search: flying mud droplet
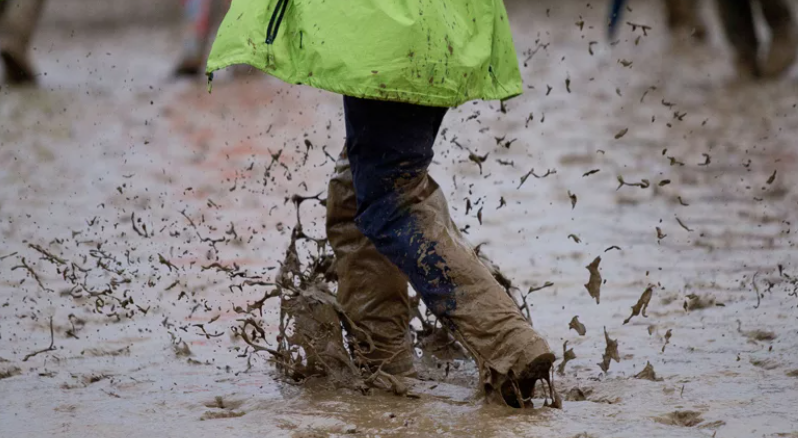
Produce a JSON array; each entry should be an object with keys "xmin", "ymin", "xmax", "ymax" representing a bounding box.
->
[
  {"xmin": 656, "ymin": 227, "xmax": 667, "ymax": 240},
  {"xmin": 584, "ymin": 256, "xmax": 602, "ymax": 304},
  {"xmin": 568, "ymin": 190, "xmax": 577, "ymax": 209},
  {"xmin": 617, "ymin": 175, "xmax": 650, "ymax": 190},
  {"xmin": 676, "ymin": 217, "xmax": 693, "ymax": 232},
  {"xmin": 614, "ymin": 128, "xmax": 628, "ymax": 139},
  {"xmin": 767, "ymin": 170, "xmax": 777, "ymax": 185},
  {"xmin": 518, "ymin": 168, "xmax": 556, "ymax": 189},
  {"xmin": 569, "ymin": 316, "xmax": 586, "ymax": 336},
  {"xmin": 662, "ymin": 329, "xmax": 672, "ymax": 353},
  {"xmin": 568, "ymin": 234, "xmax": 581, "ymax": 243},
  {"xmin": 598, "ymin": 326, "xmax": 620, "ymax": 373},
  {"xmin": 557, "ymin": 341, "xmax": 576, "ymax": 375},
  {"xmin": 624, "ymin": 286, "xmax": 653, "ymax": 325},
  {"xmin": 467, "ymin": 150, "xmax": 489, "ymax": 175}
]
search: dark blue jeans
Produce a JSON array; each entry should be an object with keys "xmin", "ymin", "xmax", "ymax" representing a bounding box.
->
[
  {"xmin": 342, "ymin": 96, "xmax": 457, "ymax": 315},
  {"xmin": 334, "ymin": 97, "xmax": 552, "ymax": 387}
]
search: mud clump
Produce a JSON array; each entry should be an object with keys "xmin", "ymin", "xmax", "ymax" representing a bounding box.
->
[
  {"xmin": 750, "ymin": 357, "xmax": 780, "ymax": 370},
  {"xmin": 81, "ymin": 346, "xmax": 130, "ymax": 357},
  {"xmin": 737, "ymin": 320, "xmax": 777, "ymax": 342},
  {"xmin": 204, "ymin": 396, "xmax": 244, "ymax": 410},
  {"xmin": 565, "ymin": 386, "xmax": 590, "ymax": 401},
  {"xmin": 684, "ymin": 294, "xmax": 715, "ymax": 310},
  {"xmin": 634, "ymin": 361, "xmax": 661, "ymax": 381},
  {"xmin": 653, "ymin": 410, "xmax": 704, "ymax": 427},
  {"xmin": 745, "ymin": 330, "xmax": 777, "ymax": 342},
  {"xmin": 200, "ymin": 410, "xmax": 246, "ymax": 421},
  {"xmin": 0, "ymin": 364, "xmax": 22, "ymax": 380}
]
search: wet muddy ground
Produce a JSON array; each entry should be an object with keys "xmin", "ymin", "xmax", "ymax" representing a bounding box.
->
[{"xmin": 2, "ymin": 1, "xmax": 798, "ymax": 437}]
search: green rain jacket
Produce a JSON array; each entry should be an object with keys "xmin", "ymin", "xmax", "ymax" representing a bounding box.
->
[{"xmin": 206, "ymin": 0, "xmax": 523, "ymax": 107}]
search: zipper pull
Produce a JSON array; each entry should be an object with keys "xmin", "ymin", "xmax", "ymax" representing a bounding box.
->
[{"xmin": 265, "ymin": 0, "xmax": 289, "ymax": 44}]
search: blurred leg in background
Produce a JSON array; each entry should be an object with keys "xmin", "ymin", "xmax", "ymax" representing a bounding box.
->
[
  {"xmin": 717, "ymin": 0, "xmax": 797, "ymax": 78},
  {"xmin": 664, "ymin": 0, "xmax": 707, "ymax": 41},
  {"xmin": 174, "ymin": 0, "xmax": 228, "ymax": 77},
  {"xmin": 0, "ymin": 0, "xmax": 47, "ymax": 85},
  {"xmin": 717, "ymin": 0, "xmax": 761, "ymax": 77},
  {"xmin": 759, "ymin": 0, "xmax": 797, "ymax": 76}
]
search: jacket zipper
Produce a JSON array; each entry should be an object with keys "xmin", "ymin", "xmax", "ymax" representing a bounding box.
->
[{"xmin": 265, "ymin": 0, "xmax": 289, "ymax": 44}]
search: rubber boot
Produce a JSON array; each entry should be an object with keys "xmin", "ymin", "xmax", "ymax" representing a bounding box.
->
[
  {"xmin": 717, "ymin": 0, "xmax": 761, "ymax": 78},
  {"xmin": 760, "ymin": 0, "xmax": 798, "ymax": 77},
  {"xmin": 384, "ymin": 171, "xmax": 554, "ymax": 406},
  {"xmin": 0, "ymin": 0, "xmax": 46, "ymax": 85},
  {"xmin": 664, "ymin": 0, "xmax": 707, "ymax": 41},
  {"xmin": 341, "ymin": 96, "xmax": 554, "ymax": 407},
  {"xmin": 326, "ymin": 149, "xmax": 416, "ymax": 376}
]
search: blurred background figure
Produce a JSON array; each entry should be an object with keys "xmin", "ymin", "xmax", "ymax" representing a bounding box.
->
[
  {"xmin": 611, "ymin": 0, "xmax": 796, "ymax": 79},
  {"xmin": 717, "ymin": 0, "xmax": 797, "ymax": 78},
  {"xmin": 0, "ymin": 0, "xmax": 47, "ymax": 85},
  {"xmin": 174, "ymin": 0, "xmax": 227, "ymax": 77}
]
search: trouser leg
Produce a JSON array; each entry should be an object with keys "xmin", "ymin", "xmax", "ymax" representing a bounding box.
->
[
  {"xmin": 759, "ymin": 0, "xmax": 797, "ymax": 76},
  {"xmin": 717, "ymin": 0, "xmax": 761, "ymax": 77},
  {"xmin": 0, "ymin": 0, "xmax": 46, "ymax": 84},
  {"xmin": 342, "ymin": 96, "xmax": 553, "ymax": 403},
  {"xmin": 326, "ymin": 148, "xmax": 415, "ymax": 375},
  {"xmin": 175, "ymin": 0, "xmax": 222, "ymax": 76}
]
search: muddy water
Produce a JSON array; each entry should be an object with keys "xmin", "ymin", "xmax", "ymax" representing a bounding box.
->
[{"xmin": 2, "ymin": 1, "xmax": 798, "ymax": 437}]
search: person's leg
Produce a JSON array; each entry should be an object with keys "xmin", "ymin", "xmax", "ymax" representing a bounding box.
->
[
  {"xmin": 174, "ymin": 0, "xmax": 214, "ymax": 76},
  {"xmin": 0, "ymin": 0, "xmax": 46, "ymax": 84},
  {"xmin": 664, "ymin": 0, "xmax": 707, "ymax": 40},
  {"xmin": 326, "ymin": 149, "xmax": 415, "ymax": 375},
  {"xmin": 717, "ymin": 0, "xmax": 761, "ymax": 77},
  {"xmin": 759, "ymin": 0, "xmax": 797, "ymax": 76},
  {"xmin": 342, "ymin": 96, "xmax": 553, "ymax": 407}
]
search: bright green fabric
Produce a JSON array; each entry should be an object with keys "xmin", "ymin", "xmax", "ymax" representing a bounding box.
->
[{"xmin": 206, "ymin": 0, "xmax": 523, "ymax": 107}]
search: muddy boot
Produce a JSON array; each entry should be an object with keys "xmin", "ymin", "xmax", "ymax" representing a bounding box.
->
[
  {"xmin": 326, "ymin": 149, "xmax": 416, "ymax": 376},
  {"xmin": 717, "ymin": 0, "xmax": 761, "ymax": 78},
  {"xmin": 341, "ymin": 96, "xmax": 554, "ymax": 407},
  {"xmin": 0, "ymin": 0, "xmax": 45, "ymax": 85},
  {"xmin": 760, "ymin": 0, "xmax": 798, "ymax": 77},
  {"xmin": 664, "ymin": 0, "xmax": 707, "ymax": 41}
]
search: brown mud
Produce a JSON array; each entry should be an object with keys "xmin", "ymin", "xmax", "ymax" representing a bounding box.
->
[{"xmin": 2, "ymin": 0, "xmax": 798, "ymax": 437}]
